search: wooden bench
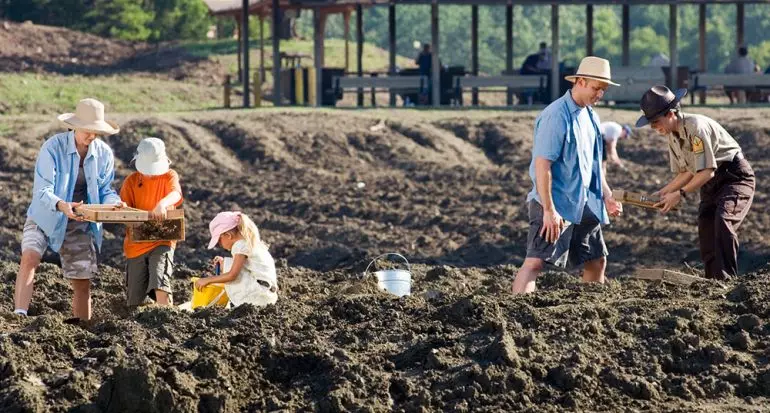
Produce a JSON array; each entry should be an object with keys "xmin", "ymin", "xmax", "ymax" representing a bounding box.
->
[
  {"xmin": 333, "ymin": 76, "xmax": 427, "ymax": 94},
  {"xmin": 602, "ymin": 67, "xmax": 666, "ymax": 104},
  {"xmin": 691, "ymin": 73, "xmax": 770, "ymax": 103},
  {"xmin": 453, "ymin": 75, "xmax": 547, "ymax": 106}
]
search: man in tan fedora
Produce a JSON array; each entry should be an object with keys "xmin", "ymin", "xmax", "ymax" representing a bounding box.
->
[
  {"xmin": 14, "ymin": 98, "xmax": 125, "ymax": 322},
  {"xmin": 513, "ymin": 56, "xmax": 623, "ymax": 294}
]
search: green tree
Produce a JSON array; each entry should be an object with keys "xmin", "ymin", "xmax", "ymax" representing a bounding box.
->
[
  {"xmin": 146, "ymin": 0, "xmax": 212, "ymax": 42},
  {"xmin": 85, "ymin": 0, "xmax": 153, "ymax": 41}
]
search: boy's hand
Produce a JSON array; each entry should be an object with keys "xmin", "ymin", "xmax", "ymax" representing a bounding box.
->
[
  {"xmin": 59, "ymin": 201, "xmax": 84, "ymax": 221},
  {"xmin": 150, "ymin": 203, "xmax": 167, "ymax": 221}
]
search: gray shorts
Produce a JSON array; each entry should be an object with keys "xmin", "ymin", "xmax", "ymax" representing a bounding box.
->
[
  {"xmin": 525, "ymin": 200, "xmax": 608, "ymax": 268},
  {"xmin": 22, "ymin": 218, "xmax": 98, "ymax": 280},
  {"xmin": 125, "ymin": 245, "xmax": 174, "ymax": 306}
]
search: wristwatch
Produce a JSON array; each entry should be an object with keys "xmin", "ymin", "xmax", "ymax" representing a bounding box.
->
[{"xmin": 679, "ymin": 189, "xmax": 687, "ymax": 200}]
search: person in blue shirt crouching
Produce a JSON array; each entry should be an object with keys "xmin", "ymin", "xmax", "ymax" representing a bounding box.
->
[{"xmin": 512, "ymin": 57, "xmax": 624, "ymax": 294}]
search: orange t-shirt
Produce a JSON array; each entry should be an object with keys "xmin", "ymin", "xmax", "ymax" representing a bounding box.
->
[{"xmin": 120, "ymin": 170, "xmax": 184, "ymax": 259}]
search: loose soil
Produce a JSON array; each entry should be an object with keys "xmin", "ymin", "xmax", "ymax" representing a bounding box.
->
[{"xmin": 1, "ymin": 108, "xmax": 769, "ymax": 411}]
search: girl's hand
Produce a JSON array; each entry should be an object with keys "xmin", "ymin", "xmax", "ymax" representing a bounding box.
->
[
  {"xmin": 195, "ymin": 278, "xmax": 210, "ymax": 291},
  {"xmin": 212, "ymin": 256, "xmax": 224, "ymax": 267}
]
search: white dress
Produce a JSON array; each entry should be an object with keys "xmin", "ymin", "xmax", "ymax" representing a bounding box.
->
[{"xmin": 222, "ymin": 240, "xmax": 278, "ymax": 307}]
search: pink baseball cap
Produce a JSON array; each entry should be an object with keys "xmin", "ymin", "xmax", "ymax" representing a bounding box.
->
[{"xmin": 207, "ymin": 211, "xmax": 241, "ymax": 249}]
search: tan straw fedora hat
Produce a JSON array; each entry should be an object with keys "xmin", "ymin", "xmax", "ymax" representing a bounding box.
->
[
  {"xmin": 58, "ymin": 98, "xmax": 120, "ymax": 135},
  {"xmin": 565, "ymin": 56, "xmax": 620, "ymax": 86}
]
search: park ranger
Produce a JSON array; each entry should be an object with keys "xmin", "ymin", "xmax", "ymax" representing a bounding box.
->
[{"xmin": 636, "ymin": 85, "xmax": 755, "ymax": 280}]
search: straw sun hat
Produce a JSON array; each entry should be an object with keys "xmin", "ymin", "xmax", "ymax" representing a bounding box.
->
[
  {"xmin": 57, "ymin": 98, "xmax": 120, "ymax": 135},
  {"xmin": 564, "ymin": 56, "xmax": 620, "ymax": 87}
]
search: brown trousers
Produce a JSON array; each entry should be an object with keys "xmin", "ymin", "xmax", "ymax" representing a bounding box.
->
[{"xmin": 698, "ymin": 157, "xmax": 755, "ymax": 280}]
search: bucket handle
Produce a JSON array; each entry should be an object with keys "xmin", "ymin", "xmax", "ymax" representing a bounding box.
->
[
  {"xmin": 363, "ymin": 253, "xmax": 411, "ymax": 277},
  {"xmin": 205, "ymin": 289, "xmax": 227, "ymax": 308}
]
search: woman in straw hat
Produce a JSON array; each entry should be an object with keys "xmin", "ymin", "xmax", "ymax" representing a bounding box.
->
[
  {"xmin": 512, "ymin": 56, "xmax": 623, "ymax": 294},
  {"xmin": 13, "ymin": 98, "xmax": 125, "ymax": 322}
]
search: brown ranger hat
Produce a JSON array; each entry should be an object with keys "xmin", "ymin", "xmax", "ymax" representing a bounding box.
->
[{"xmin": 636, "ymin": 85, "xmax": 688, "ymax": 127}]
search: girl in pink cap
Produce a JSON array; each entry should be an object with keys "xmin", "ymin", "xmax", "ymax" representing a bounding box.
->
[{"xmin": 195, "ymin": 211, "xmax": 278, "ymax": 307}]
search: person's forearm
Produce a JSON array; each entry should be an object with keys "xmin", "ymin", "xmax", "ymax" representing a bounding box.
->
[
  {"xmin": 601, "ymin": 170, "xmax": 612, "ymax": 199},
  {"xmin": 158, "ymin": 191, "xmax": 182, "ymax": 209},
  {"xmin": 662, "ymin": 172, "xmax": 694, "ymax": 193},
  {"xmin": 204, "ymin": 272, "xmax": 238, "ymax": 284},
  {"xmin": 535, "ymin": 157, "xmax": 555, "ymax": 211},
  {"xmin": 682, "ymin": 169, "xmax": 715, "ymax": 194}
]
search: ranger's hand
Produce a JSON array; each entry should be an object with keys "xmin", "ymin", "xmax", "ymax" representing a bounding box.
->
[{"xmin": 540, "ymin": 208, "xmax": 565, "ymax": 244}]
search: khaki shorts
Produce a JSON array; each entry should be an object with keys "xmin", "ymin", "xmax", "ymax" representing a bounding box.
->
[
  {"xmin": 22, "ymin": 218, "xmax": 98, "ymax": 280},
  {"xmin": 525, "ymin": 201, "xmax": 608, "ymax": 268},
  {"xmin": 125, "ymin": 246, "xmax": 174, "ymax": 306}
]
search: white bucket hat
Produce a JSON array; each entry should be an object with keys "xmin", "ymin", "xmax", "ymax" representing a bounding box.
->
[
  {"xmin": 58, "ymin": 98, "xmax": 120, "ymax": 135},
  {"xmin": 133, "ymin": 137, "xmax": 171, "ymax": 176},
  {"xmin": 565, "ymin": 56, "xmax": 620, "ymax": 86}
]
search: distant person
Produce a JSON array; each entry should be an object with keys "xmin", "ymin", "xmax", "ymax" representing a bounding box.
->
[
  {"xmin": 637, "ymin": 85, "xmax": 754, "ymax": 280},
  {"xmin": 648, "ymin": 53, "xmax": 670, "ymax": 68},
  {"xmin": 195, "ymin": 211, "xmax": 278, "ymax": 307},
  {"xmin": 512, "ymin": 56, "xmax": 623, "ymax": 295},
  {"xmin": 13, "ymin": 98, "xmax": 125, "ymax": 321},
  {"xmin": 536, "ymin": 42, "xmax": 552, "ymax": 71},
  {"xmin": 600, "ymin": 122, "xmax": 632, "ymax": 171},
  {"xmin": 120, "ymin": 138, "xmax": 183, "ymax": 308},
  {"xmin": 725, "ymin": 46, "xmax": 756, "ymax": 104},
  {"xmin": 415, "ymin": 43, "xmax": 432, "ymax": 76}
]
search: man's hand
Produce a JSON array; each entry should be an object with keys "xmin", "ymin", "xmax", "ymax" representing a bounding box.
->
[
  {"xmin": 604, "ymin": 196, "xmax": 623, "ymax": 217},
  {"xmin": 58, "ymin": 201, "xmax": 84, "ymax": 221},
  {"xmin": 540, "ymin": 208, "xmax": 565, "ymax": 244},
  {"xmin": 150, "ymin": 202, "xmax": 167, "ymax": 221},
  {"xmin": 654, "ymin": 191, "xmax": 681, "ymax": 213}
]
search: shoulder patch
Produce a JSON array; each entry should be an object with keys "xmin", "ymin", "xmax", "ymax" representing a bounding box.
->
[{"xmin": 691, "ymin": 136, "xmax": 704, "ymax": 154}]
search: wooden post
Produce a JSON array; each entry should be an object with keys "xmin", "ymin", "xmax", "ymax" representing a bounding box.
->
[
  {"xmin": 242, "ymin": 0, "xmax": 250, "ymax": 108},
  {"xmin": 699, "ymin": 4, "xmax": 706, "ymax": 104},
  {"xmin": 295, "ymin": 67, "xmax": 305, "ymax": 105},
  {"xmin": 272, "ymin": 0, "xmax": 281, "ymax": 106},
  {"xmin": 506, "ymin": 3, "xmax": 513, "ymax": 106},
  {"xmin": 389, "ymin": 2, "xmax": 397, "ymax": 106},
  {"xmin": 669, "ymin": 4, "xmax": 678, "ymax": 90},
  {"xmin": 308, "ymin": 68, "xmax": 317, "ymax": 106},
  {"xmin": 586, "ymin": 5, "xmax": 593, "ymax": 56},
  {"xmin": 737, "ymin": 3, "xmax": 745, "ymax": 49},
  {"xmin": 471, "ymin": 5, "xmax": 479, "ymax": 106},
  {"xmin": 622, "ymin": 4, "xmax": 630, "ymax": 66},
  {"xmin": 259, "ymin": 16, "xmax": 265, "ymax": 87},
  {"xmin": 344, "ymin": 11, "xmax": 351, "ymax": 73},
  {"xmin": 371, "ymin": 73, "xmax": 377, "ymax": 107},
  {"xmin": 550, "ymin": 4, "xmax": 559, "ymax": 102},
  {"xmin": 356, "ymin": 4, "xmax": 364, "ymax": 107},
  {"xmin": 236, "ymin": 17, "xmax": 242, "ymax": 82},
  {"xmin": 224, "ymin": 75, "xmax": 232, "ymax": 108},
  {"xmin": 431, "ymin": 0, "xmax": 440, "ymax": 107},
  {"xmin": 254, "ymin": 71, "xmax": 261, "ymax": 107},
  {"xmin": 313, "ymin": 7, "xmax": 325, "ymax": 107}
]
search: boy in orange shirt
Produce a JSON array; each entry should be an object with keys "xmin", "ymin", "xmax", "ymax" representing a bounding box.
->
[{"xmin": 120, "ymin": 138, "xmax": 183, "ymax": 306}]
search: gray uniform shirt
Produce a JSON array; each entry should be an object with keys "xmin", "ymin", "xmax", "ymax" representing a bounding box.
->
[{"xmin": 667, "ymin": 113, "xmax": 742, "ymax": 174}]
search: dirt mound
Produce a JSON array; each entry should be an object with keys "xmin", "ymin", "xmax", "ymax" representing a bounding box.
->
[
  {"xmin": 0, "ymin": 20, "xmax": 224, "ymax": 83},
  {"xmin": 1, "ymin": 108, "xmax": 770, "ymax": 411}
]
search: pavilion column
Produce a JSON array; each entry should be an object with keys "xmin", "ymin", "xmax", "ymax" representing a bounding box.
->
[
  {"xmin": 471, "ymin": 5, "xmax": 479, "ymax": 106},
  {"xmin": 389, "ymin": 2, "xmax": 397, "ymax": 106},
  {"xmin": 431, "ymin": 0, "xmax": 440, "ymax": 107},
  {"xmin": 344, "ymin": 11, "xmax": 351, "ymax": 72},
  {"xmin": 272, "ymin": 0, "xmax": 281, "ymax": 106},
  {"xmin": 622, "ymin": 4, "xmax": 630, "ymax": 66},
  {"xmin": 586, "ymin": 5, "xmax": 593, "ymax": 56},
  {"xmin": 737, "ymin": 3, "xmax": 745, "ymax": 49},
  {"xmin": 699, "ymin": 3, "xmax": 706, "ymax": 104},
  {"xmin": 669, "ymin": 4, "xmax": 678, "ymax": 90},
  {"xmin": 506, "ymin": 3, "xmax": 513, "ymax": 105},
  {"xmin": 242, "ymin": 0, "xmax": 250, "ymax": 108},
  {"xmin": 550, "ymin": 4, "xmax": 559, "ymax": 102},
  {"xmin": 356, "ymin": 4, "xmax": 364, "ymax": 106}
]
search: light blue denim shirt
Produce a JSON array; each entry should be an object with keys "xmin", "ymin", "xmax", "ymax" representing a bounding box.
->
[
  {"xmin": 526, "ymin": 91, "xmax": 608, "ymax": 225},
  {"xmin": 26, "ymin": 131, "xmax": 122, "ymax": 253}
]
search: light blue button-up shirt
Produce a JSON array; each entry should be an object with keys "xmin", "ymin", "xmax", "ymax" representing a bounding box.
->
[
  {"xmin": 27, "ymin": 131, "xmax": 121, "ymax": 253},
  {"xmin": 526, "ymin": 91, "xmax": 608, "ymax": 225}
]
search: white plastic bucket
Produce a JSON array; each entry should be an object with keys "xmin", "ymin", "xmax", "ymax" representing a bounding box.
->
[{"xmin": 364, "ymin": 253, "xmax": 412, "ymax": 297}]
